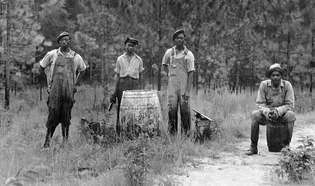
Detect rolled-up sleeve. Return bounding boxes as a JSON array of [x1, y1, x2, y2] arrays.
[[276, 82, 294, 115], [186, 51, 195, 72], [114, 57, 120, 74], [39, 51, 53, 68], [256, 82, 267, 110], [162, 49, 171, 66], [75, 54, 86, 72], [139, 58, 144, 73]]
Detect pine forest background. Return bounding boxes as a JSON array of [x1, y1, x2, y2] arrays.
[[1, 0, 315, 98]]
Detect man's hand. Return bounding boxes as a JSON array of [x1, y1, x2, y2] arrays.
[[268, 109, 279, 121], [261, 108, 271, 119], [73, 87, 77, 94], [110, 94, 116, 104], [181, 94, 189, 103]]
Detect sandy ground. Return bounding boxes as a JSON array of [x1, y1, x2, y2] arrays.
[[169, 120, 315, 186]]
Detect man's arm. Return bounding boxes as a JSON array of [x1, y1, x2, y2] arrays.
[[276, 81, 294, 116], [256, 81, 270, 117], [162, 64, 169, 76], [39, 51, 53, 91], [74, 54, 87, 86], [161, 49, 170, 79], [111, 58, 120, 103], [138, 57, 144, 89], [184, 71, 193, 98], [110, 73, 119, 103], [183, 51, 195, 99]]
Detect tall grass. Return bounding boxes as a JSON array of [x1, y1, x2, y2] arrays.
[[0, 85, 311, 185]]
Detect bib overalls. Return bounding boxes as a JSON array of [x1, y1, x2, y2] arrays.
[[44, 53, 76, 147], [167, 49, 191, 135]]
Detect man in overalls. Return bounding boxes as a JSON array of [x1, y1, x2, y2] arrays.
[[40, 32, 86, 148], [246, 63, 295, 155], [162, 29, 195, 135], [110, 37, 144, 135]]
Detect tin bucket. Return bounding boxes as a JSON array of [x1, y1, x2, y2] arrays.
[[119, 90, 163, 137]]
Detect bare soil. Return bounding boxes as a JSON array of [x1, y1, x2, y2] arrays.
[[169, 116, 315, 186]]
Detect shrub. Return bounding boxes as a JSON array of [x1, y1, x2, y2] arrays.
[[275, 136, 315, 182]]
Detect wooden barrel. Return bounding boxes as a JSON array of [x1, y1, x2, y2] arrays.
[[266, 121, 290, 152], [119, 90, 163, 137]]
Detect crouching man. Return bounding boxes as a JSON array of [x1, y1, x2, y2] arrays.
[[40, 32, 86, 148], [246, 63, 295, 155]]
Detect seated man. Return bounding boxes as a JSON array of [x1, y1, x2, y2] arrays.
[[246, 63, 295, 155]]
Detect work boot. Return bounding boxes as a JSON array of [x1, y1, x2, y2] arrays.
[[245, 146, 258, 156]]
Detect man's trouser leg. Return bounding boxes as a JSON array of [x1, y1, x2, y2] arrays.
[[116, 90, 123, 135], [168, 91, 179, 135], [248, 110, 265, 153], [180, 97, 191, 135], [44, 107, 60, 148], [60, 100, 74, 142]]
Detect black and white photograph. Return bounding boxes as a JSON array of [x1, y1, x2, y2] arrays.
[[0, 0, 315, 185]]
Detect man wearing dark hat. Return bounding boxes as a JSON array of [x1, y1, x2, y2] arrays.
[[110, 37, 144, 135], [161, 29, 195, 135], [39, 31, 86, 148], [246, 63, 295, 155]]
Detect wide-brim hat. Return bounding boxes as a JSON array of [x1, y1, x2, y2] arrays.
[[266, 63, 283, 78], [125, 37, 139, 45], [173, 29, 185, 41], [57, 31, 70, 43]]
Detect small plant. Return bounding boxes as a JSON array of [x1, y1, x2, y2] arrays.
[[124, 134, 152, 186], [275, 136, 315, 182]]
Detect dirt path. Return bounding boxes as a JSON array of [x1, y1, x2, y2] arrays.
[[170, 116, 315, 186]]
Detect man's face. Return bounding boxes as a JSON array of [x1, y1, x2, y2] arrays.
[[174, 33, 185, 47], [125, 42, 136, 54], [270, 71, 281, 87], [59, 36, 71, 48]]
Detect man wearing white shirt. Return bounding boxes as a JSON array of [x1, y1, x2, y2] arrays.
[[110, 37, 144, 135]]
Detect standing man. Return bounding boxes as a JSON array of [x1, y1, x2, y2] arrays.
[[110, 37, 144, 135], [246, 63, 295, 155], [162, 29, 195, 135], [40, 31, 86, 148]]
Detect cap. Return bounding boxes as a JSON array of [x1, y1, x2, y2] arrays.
[[173, 29, 185, 41], [267, 63, 283, 77], [124, 37, 139, 45], [57, 31, 70, 43]]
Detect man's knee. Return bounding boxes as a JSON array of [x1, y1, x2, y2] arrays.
[[251, 110, 263, 121], [282, 111, 296, 122]]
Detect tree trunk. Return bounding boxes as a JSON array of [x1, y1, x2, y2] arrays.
[[235, 61, 240, 94], [192, 0, 202, 95], [311, 3, 315, 110], [250, 60, 255, 95], [4, 1, 10, 110], [286, 31, 291, 81], [157, 0, 162, 91], [89, 60, 93, 81]]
